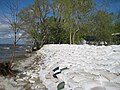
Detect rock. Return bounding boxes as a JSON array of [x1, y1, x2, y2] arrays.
[[100, 71, 117, 81], [51, 78, 59, 83], [45, 73, 52, 79], [111, 45, 120, 52], [16, 78, 24, 82], [82, 80, 120, 90], [19, 74, 27, 78], [0, 83, 5, 90], [26, 49, 32, 53], [96, 75, 110, 82], [34, 84, 47, 90], [74, 87, 83, 90], [111, 66, 120, 74], [29, 79, 35, 83], [23, 84, 31, 90], [91, 86, 106, 90], [72, 75, 86, 83], [111, 76, 120, 83]]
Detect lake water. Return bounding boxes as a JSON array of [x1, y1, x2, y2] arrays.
[[0, 44, 30, 62]]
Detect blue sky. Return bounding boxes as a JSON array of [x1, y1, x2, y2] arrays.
[[95, 0, 120, 12], [0, 0, 120, 44], [109, 1, 120, 12], [0, 0, 33, 44]]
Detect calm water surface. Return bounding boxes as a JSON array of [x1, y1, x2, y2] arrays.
[[0, 44, 30, 62]]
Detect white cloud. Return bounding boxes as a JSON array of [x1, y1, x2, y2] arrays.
[[0, 23, 11, 39], [0, 18, 24, 44], [0, 24, 10, 30], [0, 26, 22, 39], [0, 32, 23, 39]]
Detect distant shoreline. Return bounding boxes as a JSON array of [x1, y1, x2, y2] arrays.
[[0, 44, 32, 62], [0, 53, 28, 62]]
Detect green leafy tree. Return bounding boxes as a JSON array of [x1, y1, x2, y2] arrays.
[[45, 16, 69, 44], [19, 0, 51, 50], [91, 10, 114, 45], [52, 0, 93, 44], [18, 5, 41, 50], [113, 21, 120, 44]]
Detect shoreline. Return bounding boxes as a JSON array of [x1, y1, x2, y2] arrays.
[[1, 44, 120, 90], [0, 51, 33, 63], [0, 51, 47, 90]]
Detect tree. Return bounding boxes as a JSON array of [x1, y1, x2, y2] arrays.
[[19, 0, 51, 50], [52, 0, 93, 44], [18, 5, 41, 49], [45, 16, 69, 44], [19, 6, 69, 45], [18, 0, 117, 46], [0, 0, 21, 75], [91, 10, 114, 44], [33, 0, 51, 48], [113, 21, 120, 44]]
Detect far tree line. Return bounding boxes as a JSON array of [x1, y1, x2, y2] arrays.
[[18, 0, 120, 49], [2, 0, 120, 50]]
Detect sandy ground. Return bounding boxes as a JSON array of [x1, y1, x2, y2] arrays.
[[0, 52, 47, 90]]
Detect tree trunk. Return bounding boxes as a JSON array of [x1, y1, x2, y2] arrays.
[[40, 35, 47, 48], [32, 38, 41, 51], [70, 30, 72, 44], [73, 29, 79, 44], [9, 31, 16, 68]]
